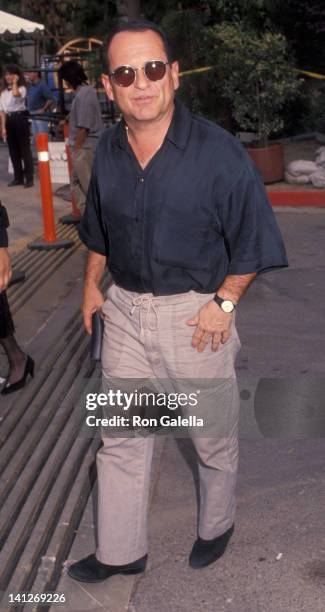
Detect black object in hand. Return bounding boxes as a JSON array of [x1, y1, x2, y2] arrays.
[[90, 311, 104, 361]]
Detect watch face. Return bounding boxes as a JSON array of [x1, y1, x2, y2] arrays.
[[221, 300, 235, 313]]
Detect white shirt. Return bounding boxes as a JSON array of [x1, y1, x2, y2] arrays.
[[0, 87, 27, 113]]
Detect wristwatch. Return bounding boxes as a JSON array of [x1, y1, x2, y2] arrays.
[[213, 294, 236, 313]]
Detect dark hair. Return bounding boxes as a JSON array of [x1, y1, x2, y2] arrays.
[[26, 69, 42, 78], [58, 61, 88, 89], [102, 19, 173, 74], [4, 64, 26, 88]]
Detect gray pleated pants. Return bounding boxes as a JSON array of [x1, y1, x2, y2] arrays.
[[96, 283, 240, 565]]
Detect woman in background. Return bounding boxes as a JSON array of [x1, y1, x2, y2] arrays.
[[0, 64, 34, 188], [0, 202, 34, 394]]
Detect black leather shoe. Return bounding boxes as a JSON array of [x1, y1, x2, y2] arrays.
[[67, 553, 148, 583], [7, 179, 24, 187], [189, 524, 234, 569], [24, 181, 34, 188]]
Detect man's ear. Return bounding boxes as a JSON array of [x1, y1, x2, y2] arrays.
[[102, 73, 114, 101], [170, 60, 180, 92]]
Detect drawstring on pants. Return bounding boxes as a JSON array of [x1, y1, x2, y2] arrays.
[[130, 295, 160, 331]]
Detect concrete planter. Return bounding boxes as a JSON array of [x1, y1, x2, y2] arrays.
[[247, 143, 284, 184]]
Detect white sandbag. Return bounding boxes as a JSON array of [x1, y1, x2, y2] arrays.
[[284, 170, 310, 184], [315, 147, 325, 167], [309, 169, 325, 188], [286, 160, 318, 176]]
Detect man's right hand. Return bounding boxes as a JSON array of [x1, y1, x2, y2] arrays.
[[0, 248, 12, 291], [82, 285, 105, 334]]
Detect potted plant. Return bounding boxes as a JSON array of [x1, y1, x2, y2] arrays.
[[205, 24, 302, 183]]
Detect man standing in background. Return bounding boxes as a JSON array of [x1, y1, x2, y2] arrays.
[[58, 61, 104, 214], [25, 69, 55, 139]]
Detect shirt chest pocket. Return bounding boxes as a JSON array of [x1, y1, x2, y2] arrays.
[[153, 208, 213, 271]]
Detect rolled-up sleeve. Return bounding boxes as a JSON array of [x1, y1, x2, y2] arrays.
[[218, 163, 288, 274], [78, 157, 108, 256]]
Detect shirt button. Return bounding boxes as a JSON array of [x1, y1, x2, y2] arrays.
[[140, 177, 144, 182]]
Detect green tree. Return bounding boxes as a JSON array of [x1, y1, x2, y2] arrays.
[[0, 0, 117, 43], [0, 0, 21, 13], [159, 7, 214, 118], [204, 23, 302, 144], [21, 0, 87, 40], [0, 39, 20, 73], [262, 0, 325, 71]]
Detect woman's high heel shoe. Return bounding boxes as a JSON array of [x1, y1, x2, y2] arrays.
[[1, 355, 35, 395]]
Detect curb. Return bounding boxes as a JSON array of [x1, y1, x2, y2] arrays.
[[268, 190, 325, 207]]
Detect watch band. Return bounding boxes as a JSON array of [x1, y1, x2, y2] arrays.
[[213, 294, 236, 313]]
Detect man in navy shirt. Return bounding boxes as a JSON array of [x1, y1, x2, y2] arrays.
[[25, 70, 54, 138], [68, 20, 288, 583]]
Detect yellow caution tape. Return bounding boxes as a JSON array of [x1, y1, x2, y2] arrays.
[[179, 65, 325, 81], [179, 66, 214, 77], [298, 69, 325, 80]]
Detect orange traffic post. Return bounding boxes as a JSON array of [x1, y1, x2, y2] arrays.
[[28, 133, 74, 250], [59, 123, 82, 225]]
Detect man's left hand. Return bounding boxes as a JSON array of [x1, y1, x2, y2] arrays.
[[186, 300, 232, 352]]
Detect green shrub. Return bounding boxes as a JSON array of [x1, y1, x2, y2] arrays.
[[204, 23, 303, 145]]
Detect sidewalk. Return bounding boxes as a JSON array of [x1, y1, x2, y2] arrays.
[[0, 143, 71, 251], [0, 142, 72, 380], [0, 149, 325, 611]]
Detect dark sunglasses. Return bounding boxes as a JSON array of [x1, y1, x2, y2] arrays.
[[109, 60, 170, 87]]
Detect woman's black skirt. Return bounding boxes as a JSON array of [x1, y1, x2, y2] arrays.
[[0, 292, 14, 338]]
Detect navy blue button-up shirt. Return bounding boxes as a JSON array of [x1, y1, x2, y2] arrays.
[[79, 99, 288, 295]]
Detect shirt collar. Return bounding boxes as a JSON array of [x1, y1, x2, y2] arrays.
[[166, 97, 192, 150], [112, 97, 191, 151], [112, 117, 129, 150]]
